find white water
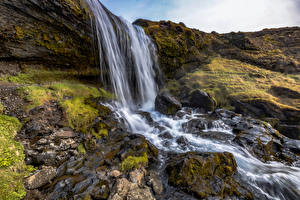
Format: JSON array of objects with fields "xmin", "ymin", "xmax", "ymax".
[{"xmin": 87, "ymin": 1, "xmax": 300, "ymax": 199}]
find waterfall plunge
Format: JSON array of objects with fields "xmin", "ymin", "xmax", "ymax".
[{"xmin": 86, "ymin": 0, "xmax": 158, "ymax": 111}]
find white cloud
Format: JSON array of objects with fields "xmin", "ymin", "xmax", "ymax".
[{"xmin": 167, "ymin": 0, "xmax": 300, "ymax": 33}]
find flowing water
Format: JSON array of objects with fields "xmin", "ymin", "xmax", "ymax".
[{"xmin": 86, "ymin": 1, "xmax": 300, "ymax": 199}]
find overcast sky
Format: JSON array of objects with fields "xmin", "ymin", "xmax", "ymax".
[{"xmin": 101, "ymin": 0, "xmax": 300, "ymax": 33}]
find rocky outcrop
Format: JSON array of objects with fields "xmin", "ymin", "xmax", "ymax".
[
  {"xmin": 135, "ymin": 19, "xmax": 300, "ymax": 77},
  {"xmin": 155, "ymin": 92, "xmax": 182, "ymax": 115},
  {"xmin": 0, "ymin": 0, "xmax": 94, "ymax": 69},
  {"xmin": 181, "ymin": 89, "xmax": 216, "ymax": 112},
  {"xmin": 166, "ymin": 152, "xmax": 253, "ymax": 199}
]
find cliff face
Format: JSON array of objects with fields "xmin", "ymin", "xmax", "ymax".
[
  {"xmin": 135, "ymin": 19, "xmax": 300, "ymax": 131},
  {"xmin": 135, "ymin": 19, "xmax": 300, "ymax": 78},
  {"xmin": 0, "ymin": 0, "xmax": 94, "ymax": 69}
]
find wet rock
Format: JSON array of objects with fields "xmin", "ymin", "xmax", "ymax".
[
  {"xmin": 181, "ymin": 89, "xmax": 216, "ymax": 112},
  {"xmin": 147, "ymin": 171, "xmax": 164, "ymax": 195},
  {"xmin": 182, "ymin": 118, "xmax": 208, "ymax": 133},
  {"xmin": 166, "ymin": 152, "xmax": 252, "ymax": 199},
  {"xmin": 282, "ymin": 137, "xmax": 300, "ymax": 154},
  {"xmin": 155, "ymin": 92, "xmax": 182, "ymax": 115},
  {"xmin": 138, "ymin": 111, "xmax": 154, "ymax": 124},
  {"xmin": 199, "ymin": 131, "xmax": 235, "ymax": 141},
  {"xmin": 277, "ymin": 124, "xmax": 300, "ymax": 140},
  {"xmin": 176, "ymin": 136, "xmax": 190, "ymax": 147},
  {"xmin": 25, "ymin": 166, "xmax": 56, "ymax": 189},
  {"xmin": 159, "ymin": 131, "xmax": 173, "ymax": 139}
]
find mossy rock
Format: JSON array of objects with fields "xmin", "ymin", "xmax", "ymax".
[
  {"xmin": 0, "ymin": 114, "xmax": 34, "ymax": 200},
  {"xmin": 166, "ymin": 152, "xmax": 253, "ymax": 199}
]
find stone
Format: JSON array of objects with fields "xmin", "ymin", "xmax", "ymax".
[
  {"xmin": 158, "ymin": 131, "xmax": 173, "ymax": 139},
  {"xmin": 129, "ymin": 168, "xmax": 145, "ymax": 185},
  {"xmin": 147, "ymin": 171, "xmax": 164, "ymax": 195},
  {"xmin": 182, "ymin": 89, "xmax": 216, "ymax": 112},
  {"xmin": 109, "ymin": 178, "xmax": 155, "ymax": 200},
  {"xmin": 25, "ymin": 166, "xmax": 56, "ymax": 189},
  {"xmin": 110, "ymin": 170, "xmax": 122, "ymax": 178},
  {"xmin": 166, "ymin": 152, "xmax": 252, "ymax": 199},
  {"xmin": 55, "ymin": 129, "xmax": 77, "ymax": 138},
  {"xmin": 155, "ymin": 92, "xmax": 182, "ymax": 115},
  {"xmin": 277, "ymin": 124, "xmax": 300, "ymax": 140}
]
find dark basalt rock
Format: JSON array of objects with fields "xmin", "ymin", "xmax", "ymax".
[
  {"xmin": 0, "ymin": 0, "xmax": 95, "ymax": 70},
  {"xmin": 181, "ymin": 89, "xmax": 216, "ymax": 112},
  {"xmin": 155, "ymin": 92, "xmax": 182, "ymax": 115},
  {"xmin": 166, "ymin": 152, "xmax": 253, "ymax": 199},
  {"xmin": 277, "ymin": 124, "xmax": 300, "ymax": 140}
]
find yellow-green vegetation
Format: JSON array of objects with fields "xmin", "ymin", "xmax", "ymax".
[
  {"xmin": 19, "ymin": 82, "xmax": 114, "ymax": 133},
  {"xmin": 138, "ymin": 20, "xmax": 213, "ymax": 78},
  {"xmin": 0, "ymin": 67, "xmax": 99, "ymax": 85},
  {"xmin": 19, "ymin": 86, "xmax": 55, "ymax": 110},
  {"xmin": 0, "ymin": 102, "xmax": 4, "ymax": 114},
  {"xmin": 92, "ymin": 122, "xmax": 109, "ymax": 139},
  {"xmin": 15, "ymin": 26, "xmax": 24, "ymax": 40},
  {"xmin": 0, "ymin": 115, "xmax": 33, "ymax": 200},
  {"xmin": 167, "ymin": 57, "xmax": 300, "ymax": 110},
  {"xmin": 120, "ymin": 152, "xmax": 148, "ymax": 171},
  {"xmin": 77, "ymin": 143, "xmax": 86, "ymax": 155},
  {"xmin": 61, "ymin": 97, "xmax": 98, "ymax": 133}
]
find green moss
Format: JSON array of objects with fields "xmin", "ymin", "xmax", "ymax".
[
  {"xmin": 0, "ymin": 115, "xmax": 33, "ymax": 200},
  {"xmin": 61, "ymin": 97, "xmax": 98, "ymax": 133},
  {"xmin": 18, "ymin": 86, "xmax": 54, "ymax": 110},
  {"xmin": 15, "ymin": 26, "xmax": 24, "ymax": 40},
  {"xmin": 92, "ymin": 122, "xmax": 109, "ymax": 139},
  {"xmin": 0, "ymin": 67, "xmax": 100, "ymax": 85},
  {"xmin": 77, "ymin": 144, "xmax": 86, "ymax": 155},
  {"xmin": 166, "ymin": 57, "xmax": 300, "ymax": 111},
  {"xmin": 120, "ymin": 152, "xmax": 148, "ymax": 171}
]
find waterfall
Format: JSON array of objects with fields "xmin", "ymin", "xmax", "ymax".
[
  {"xmin": 86, "ymin": 1, "xmax": 300, "ymax": 199},
  {"xmin": 86, "ymin": 0, "xmax": 158, "ymax": 110}
]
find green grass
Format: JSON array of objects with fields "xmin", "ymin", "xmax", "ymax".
[
  {"xmin": 0, "ymin": 114, "xmax": 33, "ymax": 200},
  {"xmin": 61, "ymin": 97, "xmax": 99, "ymax": 133},
  {"xmin": 0, "ymin": 67, "xmax": 99, "ymax": 85},
  {"xmin": 18, "ymin": 82, "xmax": 114, "ymax": 134},
  {"xmin": 167, "ymin": 57, "xmax": 300, "ymax": 110},
  {"xmin": 120, "ymin": 152, "xmax": 148, "ymax": 171}
]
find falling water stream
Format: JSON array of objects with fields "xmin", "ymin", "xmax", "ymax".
[{"xmin": 86, "ymin": 1, "xmax": 300, "ymax": 199}]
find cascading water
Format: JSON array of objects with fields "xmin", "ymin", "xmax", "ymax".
[
  {"xmin": 86, "ymin": 0, "xmax": 158, "ymax": 110},
  {"xmin": 87, "ymin": 1, "xmax": 300, "ymax": 199}
]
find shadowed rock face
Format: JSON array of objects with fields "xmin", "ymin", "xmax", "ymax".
[{"xmin": 0, "ymin": 0, "xmax": 94, "ymax": 69}]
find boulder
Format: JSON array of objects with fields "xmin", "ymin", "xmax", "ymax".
[
  {"xmin": 182, "ymin": 89, "xmax": 216, "ymax": 112},
  {"xmin": 108, "ymin": 178, "xmax": 155, "ymax": 200},
  {"xmin": 277, "ymin": 124, "xmax": 300, "ymax": 140},
  {"xmin": 25, "ymin": 166, "xmax": 56, "ymax": 189},
  {"xmin": 155, "ymin": 92, "xmax": 182, "ymax": 115},
  {"xmin": 166, "ymin": 152, "xmax": 252, "ymax": 199}
]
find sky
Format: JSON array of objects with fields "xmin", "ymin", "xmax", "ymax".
[{"xmin": 101, "ymin": 0, "xmax": 300, "ymax": 33}]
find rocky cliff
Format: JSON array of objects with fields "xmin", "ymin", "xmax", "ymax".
[
  {"xmin": 0, "ymin": 0, "xmax": 93, "ymax": 70},
  {"xmin": 135, "ymin": 19, "xmax": 300, "ymax": 137}
]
